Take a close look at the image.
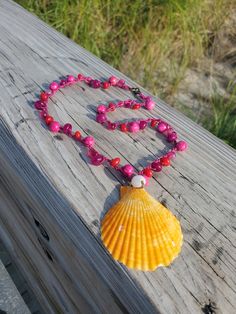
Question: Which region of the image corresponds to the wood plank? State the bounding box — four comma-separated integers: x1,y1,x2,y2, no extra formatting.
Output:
0,0,236,313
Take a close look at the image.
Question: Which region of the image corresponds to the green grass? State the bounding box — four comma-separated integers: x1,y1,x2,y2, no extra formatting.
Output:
203,83,236,149
16,0,236,148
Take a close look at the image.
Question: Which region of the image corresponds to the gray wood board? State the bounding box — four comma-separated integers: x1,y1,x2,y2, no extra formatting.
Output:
0,0,236,313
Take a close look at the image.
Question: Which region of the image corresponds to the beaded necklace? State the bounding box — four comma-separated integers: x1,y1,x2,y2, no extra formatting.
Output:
34,73,187,271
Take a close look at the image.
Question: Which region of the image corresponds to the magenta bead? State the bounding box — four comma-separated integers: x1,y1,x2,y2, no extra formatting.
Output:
96,113,107,124
50,82,59,91
122,164,134,177
97,105,107,114
145,99,155,110
157,122,167,133
91,79,101,88
49,121,60,133
77,74,84,81
108,122,117,130
151,161,162,172
91,154,105,165
167,132,177,142
129,122,140,133
34,101,46,110
166,151,176,159
60,79,66,87
109,76,118,85
63,123,72,135
67,75,75,83
139,121,147,130
176,141,188,151
84,136,95,147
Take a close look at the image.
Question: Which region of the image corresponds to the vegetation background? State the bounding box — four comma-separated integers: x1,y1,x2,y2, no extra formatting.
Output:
17,0,236,148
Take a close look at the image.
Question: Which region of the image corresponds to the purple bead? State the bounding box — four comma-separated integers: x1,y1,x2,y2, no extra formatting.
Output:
108,122,117,130
122,164,134,177
91,154,105,166
151,161,162,172
34,101,46,110
139,121,147,130
63,123,72,135
167,132,177,142
157,122,167,133
176,141,188,151
96,113,107,124
91,79,101,88
60,79,66,87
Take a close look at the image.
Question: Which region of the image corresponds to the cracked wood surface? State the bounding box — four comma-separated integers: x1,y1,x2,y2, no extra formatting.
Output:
0,0,236,313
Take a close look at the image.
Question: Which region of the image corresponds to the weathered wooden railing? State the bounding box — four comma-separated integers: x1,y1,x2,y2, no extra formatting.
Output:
0,1,236,313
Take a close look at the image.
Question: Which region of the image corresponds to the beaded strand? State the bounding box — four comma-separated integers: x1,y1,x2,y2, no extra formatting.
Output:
34,74,187,185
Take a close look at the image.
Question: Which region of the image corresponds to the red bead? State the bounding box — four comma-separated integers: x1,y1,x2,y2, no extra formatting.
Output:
160,157,170,166
143,168,153,177
45,115,53,125
120,123,128,132
132,104,141,110
108,103,116,111
74,131,81,140
151,119,158,128
110,157,120,167
103,82,110,89
40,92,48,102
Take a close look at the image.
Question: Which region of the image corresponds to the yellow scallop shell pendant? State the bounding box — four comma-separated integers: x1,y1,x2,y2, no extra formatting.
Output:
101,185,183,271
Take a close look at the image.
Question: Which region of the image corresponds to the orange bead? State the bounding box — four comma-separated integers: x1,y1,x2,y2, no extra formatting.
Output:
132,104,141,110
45,115,53,125
143,168,153,177
74,131,81,140
120,123,128,132
110,158,120,167
40,92,48,102
151,119,158,128
160,157,170,166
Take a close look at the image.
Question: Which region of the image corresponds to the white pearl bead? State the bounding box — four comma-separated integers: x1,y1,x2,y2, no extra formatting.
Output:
131,175,146,188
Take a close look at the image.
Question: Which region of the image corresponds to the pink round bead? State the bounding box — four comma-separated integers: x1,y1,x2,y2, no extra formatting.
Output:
176,141,188,151
49,82,59,91
167,132,177,142
109,76,118,85
96,113,107,124
67,75,75,83
97,105,107,114
84,136,95,147
129,122,140,133
157,122,167,133
145,99,155,110
122,164,134,177
166,151,176,159
49,121,60,133
151,161,162,172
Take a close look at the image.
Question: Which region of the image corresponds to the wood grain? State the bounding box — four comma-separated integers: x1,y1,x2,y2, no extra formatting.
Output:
0,0,236,313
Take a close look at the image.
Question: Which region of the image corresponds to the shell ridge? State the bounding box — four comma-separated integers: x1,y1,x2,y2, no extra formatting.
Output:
102,200,130,248
123,199,136,268
113,199,134,261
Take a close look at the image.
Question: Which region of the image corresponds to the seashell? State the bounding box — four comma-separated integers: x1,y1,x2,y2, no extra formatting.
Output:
101,186,183,271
